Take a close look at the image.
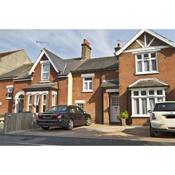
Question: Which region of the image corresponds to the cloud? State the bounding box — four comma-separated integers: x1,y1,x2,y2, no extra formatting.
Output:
0,29,174,62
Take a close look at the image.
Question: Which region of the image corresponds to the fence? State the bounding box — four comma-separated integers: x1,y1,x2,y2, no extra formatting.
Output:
3,113,39,133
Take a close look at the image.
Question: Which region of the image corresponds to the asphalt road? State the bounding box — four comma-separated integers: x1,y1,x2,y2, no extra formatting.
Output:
0,133,175,146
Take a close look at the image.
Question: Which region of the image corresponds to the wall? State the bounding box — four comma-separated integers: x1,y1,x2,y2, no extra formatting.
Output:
119,48,175,125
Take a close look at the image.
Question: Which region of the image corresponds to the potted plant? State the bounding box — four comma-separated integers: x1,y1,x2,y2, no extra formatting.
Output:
119,110,129,126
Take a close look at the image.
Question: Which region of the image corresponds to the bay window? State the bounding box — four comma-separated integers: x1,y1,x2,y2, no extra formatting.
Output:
42,94,47,112
131,88,166,116
35,94,40,113
28,95,33,112
136,52,158,74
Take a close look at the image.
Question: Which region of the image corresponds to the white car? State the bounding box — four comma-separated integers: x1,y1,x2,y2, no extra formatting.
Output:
149,101,175,137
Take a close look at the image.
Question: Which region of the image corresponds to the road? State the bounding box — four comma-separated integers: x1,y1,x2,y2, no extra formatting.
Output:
0,133,175,146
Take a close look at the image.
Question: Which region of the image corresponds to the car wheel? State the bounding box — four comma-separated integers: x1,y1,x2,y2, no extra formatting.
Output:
85,117,92,126
67,119,74,130
42,126,49,130
150,124,158,137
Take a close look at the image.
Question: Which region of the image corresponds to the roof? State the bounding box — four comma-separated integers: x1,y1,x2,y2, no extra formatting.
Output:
101,80,119,88
0,49,24,59
73,56,118,73
23,82,58,91
115,29,175,56
129,78,168,89
0,63,33,80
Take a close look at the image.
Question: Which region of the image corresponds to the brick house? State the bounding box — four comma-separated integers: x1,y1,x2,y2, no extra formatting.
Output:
0,40,118,125
116,29,175,125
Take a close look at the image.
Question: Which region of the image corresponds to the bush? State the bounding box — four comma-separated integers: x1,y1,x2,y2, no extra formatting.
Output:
119,110,129,120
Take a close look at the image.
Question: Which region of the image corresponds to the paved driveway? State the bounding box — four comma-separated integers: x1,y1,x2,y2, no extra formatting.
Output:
6,124,175,145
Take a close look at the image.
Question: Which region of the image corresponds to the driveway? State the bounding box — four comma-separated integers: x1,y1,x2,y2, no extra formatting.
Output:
5,124,175,145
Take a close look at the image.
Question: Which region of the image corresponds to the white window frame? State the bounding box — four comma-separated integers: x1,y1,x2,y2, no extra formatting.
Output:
28,95,33,112
6,85,13,99
34,94,40,113
135,52,159,75
41,61,50,81
81,74,94,92
131,88,166,117
51,91,57,106
42,94,47,112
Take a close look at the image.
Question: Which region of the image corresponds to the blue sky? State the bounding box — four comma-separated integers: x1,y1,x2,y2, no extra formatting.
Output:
0,29,175,62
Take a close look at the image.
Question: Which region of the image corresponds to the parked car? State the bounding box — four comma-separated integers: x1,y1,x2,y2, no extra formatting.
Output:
37,105,92,130
149,101,175,137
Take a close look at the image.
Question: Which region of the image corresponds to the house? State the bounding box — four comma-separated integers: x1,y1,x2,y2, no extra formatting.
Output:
0,49,31,75
116,29,175,125
0,39,118,125
72,40,118,124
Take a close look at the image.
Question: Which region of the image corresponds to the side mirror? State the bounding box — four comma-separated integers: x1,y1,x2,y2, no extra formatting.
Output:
148,110,152,113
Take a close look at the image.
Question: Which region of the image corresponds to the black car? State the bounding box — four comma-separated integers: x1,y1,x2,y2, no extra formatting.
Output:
37,105,92,130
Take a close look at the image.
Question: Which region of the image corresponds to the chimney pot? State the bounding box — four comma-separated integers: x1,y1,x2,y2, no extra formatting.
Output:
114,43,121,52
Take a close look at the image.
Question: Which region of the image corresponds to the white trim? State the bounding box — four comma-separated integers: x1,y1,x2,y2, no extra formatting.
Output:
81,73,95,78
26,91,48,95
67,73,73,105
115,29,175,56
29,49,59,75
52,91,57,95
129,78,168,88
6,85,13,88
75,100,85,104
124,45,171,54
106,89,119,93
40,60,49,64
14,91,25,113
136,40,144,48
147,37,155,47
144,33,147,47
27,95,33,112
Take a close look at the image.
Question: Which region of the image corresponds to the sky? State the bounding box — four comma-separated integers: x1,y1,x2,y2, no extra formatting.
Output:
0,29,175,62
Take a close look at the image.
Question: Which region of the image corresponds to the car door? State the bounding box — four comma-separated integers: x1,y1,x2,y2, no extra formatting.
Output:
75,106,85,125
69,106,79,126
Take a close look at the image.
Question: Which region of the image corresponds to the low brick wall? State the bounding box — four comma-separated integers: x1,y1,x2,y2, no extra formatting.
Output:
3,113,39,133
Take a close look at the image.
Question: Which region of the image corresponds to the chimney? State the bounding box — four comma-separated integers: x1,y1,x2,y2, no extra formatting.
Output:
81,39,91,60
114,43,121,53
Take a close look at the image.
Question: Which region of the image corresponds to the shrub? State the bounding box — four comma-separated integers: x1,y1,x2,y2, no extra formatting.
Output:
119,110,129,120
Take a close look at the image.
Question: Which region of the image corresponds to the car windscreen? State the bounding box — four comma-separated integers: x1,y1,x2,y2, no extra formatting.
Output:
46,106,68,113
154,103,175,111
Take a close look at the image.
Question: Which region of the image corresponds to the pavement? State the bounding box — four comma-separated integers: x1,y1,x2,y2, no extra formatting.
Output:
0,124,175,145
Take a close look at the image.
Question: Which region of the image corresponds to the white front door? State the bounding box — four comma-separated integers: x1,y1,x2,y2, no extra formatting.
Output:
110,94,120,123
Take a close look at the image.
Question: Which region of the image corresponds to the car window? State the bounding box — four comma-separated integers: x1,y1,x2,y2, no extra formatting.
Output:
69,106,76,113
47,106,68,113
154,103,175,112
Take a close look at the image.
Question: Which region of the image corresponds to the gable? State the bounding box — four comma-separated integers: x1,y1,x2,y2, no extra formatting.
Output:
116,30,175,56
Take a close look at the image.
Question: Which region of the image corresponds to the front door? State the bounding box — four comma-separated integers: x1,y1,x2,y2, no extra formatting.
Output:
110,94,120,123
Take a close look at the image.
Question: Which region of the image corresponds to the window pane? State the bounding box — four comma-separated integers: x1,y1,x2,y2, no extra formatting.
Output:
157,97,164,102
142,98,147,114
137,61,142,72
144,60,150,71
133,91,139,96
157,90,163,95
137,55,142,60
84,77,92,81
141,91,146,96
144,53,149,58
89,81,92,90
43,73,49,80
29,106,32,112
85,82,88,90
43,63,50,72
149,90,154,95
149,98,155,110
134,99,140,114
151,53,156,58
151,60,157,71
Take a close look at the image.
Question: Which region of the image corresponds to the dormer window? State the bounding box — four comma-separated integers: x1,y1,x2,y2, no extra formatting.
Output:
136,52,158,74
41,61,50,81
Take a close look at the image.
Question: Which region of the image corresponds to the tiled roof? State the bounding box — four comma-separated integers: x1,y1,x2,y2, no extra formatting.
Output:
0,63,33,80
101,80,119,88
129,78,168,89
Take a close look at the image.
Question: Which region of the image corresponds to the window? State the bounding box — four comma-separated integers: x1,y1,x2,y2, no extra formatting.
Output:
83,77,93,92
35,94,40,113
42,94,47,112
136,52,158,74
76,103,84,110
28,95,33,112
51,92,57,106
41,62,50,81
6,86,13,99
132,88,165,116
